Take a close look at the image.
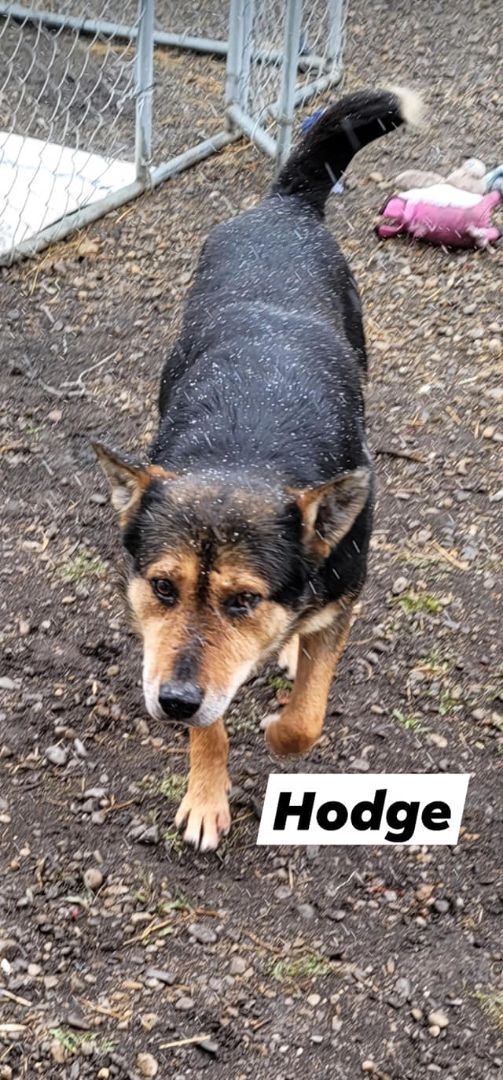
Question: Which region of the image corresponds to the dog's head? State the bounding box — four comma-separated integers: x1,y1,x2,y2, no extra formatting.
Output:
94,444,369,727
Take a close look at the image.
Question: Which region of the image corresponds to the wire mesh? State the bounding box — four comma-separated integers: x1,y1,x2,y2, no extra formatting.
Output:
0,1,141,258
238,0,347,149
0,1,347,264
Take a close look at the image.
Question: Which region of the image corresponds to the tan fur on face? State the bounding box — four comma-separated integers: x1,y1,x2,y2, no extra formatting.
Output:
128,550,199,688
128,548,294,717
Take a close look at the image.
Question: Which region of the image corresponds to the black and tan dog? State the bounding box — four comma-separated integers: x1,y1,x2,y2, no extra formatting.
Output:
95,88,420,850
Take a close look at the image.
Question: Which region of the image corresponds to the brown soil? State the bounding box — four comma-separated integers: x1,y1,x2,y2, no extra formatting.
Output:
1,1,502,1078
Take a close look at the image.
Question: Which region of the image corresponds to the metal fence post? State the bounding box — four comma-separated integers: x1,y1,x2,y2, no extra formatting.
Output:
326,0,345,69
135,0,155,184
239,0,255,110
275,0,303,169
225,0,244,116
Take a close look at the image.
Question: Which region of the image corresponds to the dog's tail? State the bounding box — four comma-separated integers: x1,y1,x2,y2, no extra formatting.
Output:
272,87,422,214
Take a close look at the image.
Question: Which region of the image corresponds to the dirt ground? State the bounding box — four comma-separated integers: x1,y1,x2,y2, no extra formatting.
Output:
1,1,502,1078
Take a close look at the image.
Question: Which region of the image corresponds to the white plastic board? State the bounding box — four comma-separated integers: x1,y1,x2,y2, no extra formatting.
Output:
0,131,136,257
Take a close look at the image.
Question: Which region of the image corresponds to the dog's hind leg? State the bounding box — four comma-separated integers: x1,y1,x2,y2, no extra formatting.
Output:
175,720,231,851
264,608,353,757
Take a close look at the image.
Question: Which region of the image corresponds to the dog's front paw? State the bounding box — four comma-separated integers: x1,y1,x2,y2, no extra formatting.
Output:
263,709,320,756
174,786,231,852
278,635,299,679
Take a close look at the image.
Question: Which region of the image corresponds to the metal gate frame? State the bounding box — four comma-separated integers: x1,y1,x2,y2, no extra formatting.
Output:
0,0,346,263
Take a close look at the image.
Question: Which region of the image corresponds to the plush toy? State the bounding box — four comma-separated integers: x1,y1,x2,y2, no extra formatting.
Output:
377,189,501,248
394,158,487,195
484,165,503,195
378,156,502,248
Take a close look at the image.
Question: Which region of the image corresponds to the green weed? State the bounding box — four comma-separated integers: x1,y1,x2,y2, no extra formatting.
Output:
416,652,453,677
163,828,185,857
49,1028,115,1055
471,990,503,1031
271,953,333,982
267,675,294,692
61,552,107,582
395,593,442,615
392,709,428,733
140,773,186,801
438,690,462,716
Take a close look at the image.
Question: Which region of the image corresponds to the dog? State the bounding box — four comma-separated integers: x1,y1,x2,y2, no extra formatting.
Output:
94,87,421,851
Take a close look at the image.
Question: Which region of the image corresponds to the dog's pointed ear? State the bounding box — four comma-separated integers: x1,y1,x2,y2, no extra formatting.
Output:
289,467,371,559
92,442,175,518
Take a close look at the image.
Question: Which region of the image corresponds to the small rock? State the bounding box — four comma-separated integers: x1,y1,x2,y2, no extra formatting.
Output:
83,787,107,800
189,923,217,944
434,899,450,914
362,1061,376,1073
136,1053,159,1078
140,1012,159,1032
145,967,176,985
416,884,433,902
74,738,87,758
229,955,247,975
428,1010,449,1029
307,993,321,1006
428,733,448,749
50,1040,66,1064
429,1024,441,1038
391,576,409,595
198,1039,219,1056
45,744,68,767
138,825,159,845
297,903,316,920
67,1011,90,1031
174,995,194,1011
387,976,411,1009
83,867,104,892
350,758,370,772
411,1007,423,1021
0,677,19,691
274,885,291,900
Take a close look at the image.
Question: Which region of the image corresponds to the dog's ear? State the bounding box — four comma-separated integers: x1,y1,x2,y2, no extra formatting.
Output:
92,442,175,518
289,467,371,559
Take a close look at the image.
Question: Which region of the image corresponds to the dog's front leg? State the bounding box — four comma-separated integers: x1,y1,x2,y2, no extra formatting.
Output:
175,720,231,851
264,610,352,756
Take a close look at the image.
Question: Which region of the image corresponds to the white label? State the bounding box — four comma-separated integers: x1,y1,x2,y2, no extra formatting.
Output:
257,774,470,846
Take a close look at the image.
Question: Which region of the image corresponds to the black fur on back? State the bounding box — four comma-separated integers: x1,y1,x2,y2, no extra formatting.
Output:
136,90,411,608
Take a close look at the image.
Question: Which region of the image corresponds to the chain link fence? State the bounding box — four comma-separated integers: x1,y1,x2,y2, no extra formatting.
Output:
0,1,347,264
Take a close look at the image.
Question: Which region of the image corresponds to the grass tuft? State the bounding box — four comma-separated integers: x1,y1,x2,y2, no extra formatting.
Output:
163,828,185,857
49,1028,115,1054
140,774,186,801
61,552,107,582
271,953,333,982
395,592,442,615
471,990,503,1030
392,709,428,733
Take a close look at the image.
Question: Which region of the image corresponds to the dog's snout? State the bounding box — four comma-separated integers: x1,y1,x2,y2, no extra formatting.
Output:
158,681,203,721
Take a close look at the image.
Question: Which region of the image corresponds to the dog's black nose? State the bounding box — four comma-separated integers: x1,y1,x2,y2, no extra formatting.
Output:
158,681,203,720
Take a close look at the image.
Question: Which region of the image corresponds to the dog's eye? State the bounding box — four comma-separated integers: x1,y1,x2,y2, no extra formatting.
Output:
225,592,262,616
151,578,178,606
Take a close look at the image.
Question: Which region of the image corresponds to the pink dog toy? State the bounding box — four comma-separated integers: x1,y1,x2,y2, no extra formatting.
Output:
377,189,501,248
